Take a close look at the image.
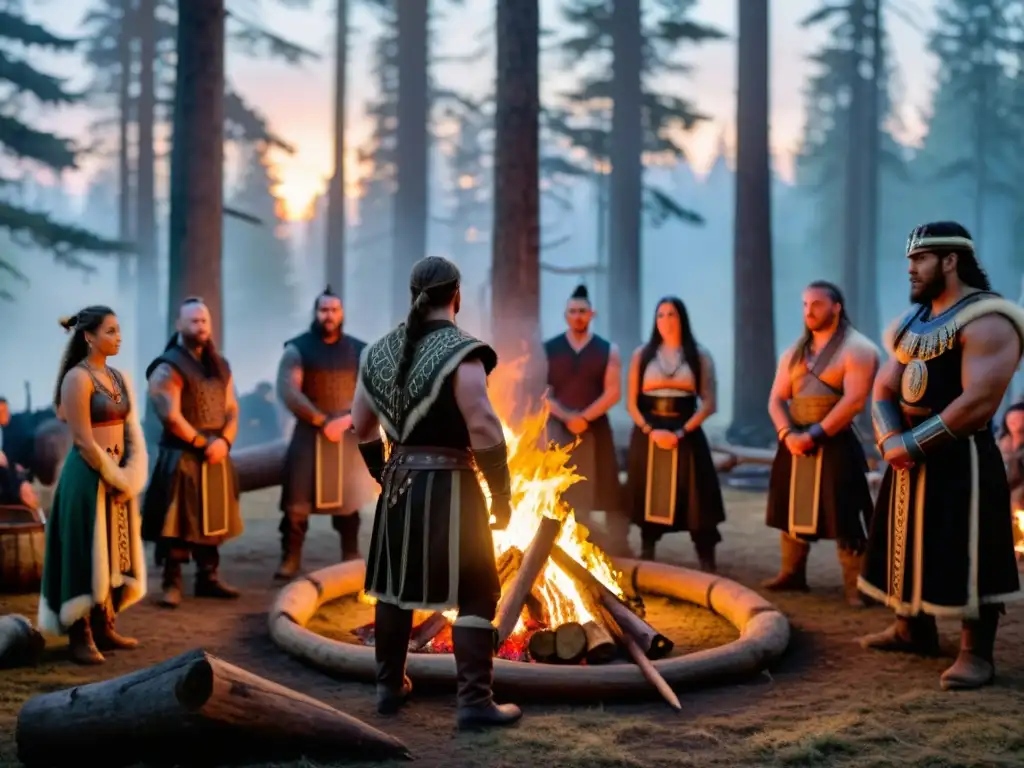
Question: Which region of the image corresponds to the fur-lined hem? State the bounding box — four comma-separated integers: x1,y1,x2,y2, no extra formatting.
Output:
857,576,1024,619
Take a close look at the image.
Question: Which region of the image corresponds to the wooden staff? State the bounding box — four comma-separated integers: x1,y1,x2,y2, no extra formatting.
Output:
597,605,681,711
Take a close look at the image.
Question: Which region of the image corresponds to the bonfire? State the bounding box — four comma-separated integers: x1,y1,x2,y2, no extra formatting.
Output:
353,389,674,673
1015,511,1024,560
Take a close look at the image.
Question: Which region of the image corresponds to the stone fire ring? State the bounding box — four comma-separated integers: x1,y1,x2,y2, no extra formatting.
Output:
268,558,791,700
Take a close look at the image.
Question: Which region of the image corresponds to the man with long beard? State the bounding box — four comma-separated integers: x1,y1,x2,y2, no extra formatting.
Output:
143,298,244,607
543,284,625,552
859,221,1024,690
764,281,879,606
273,287,375,579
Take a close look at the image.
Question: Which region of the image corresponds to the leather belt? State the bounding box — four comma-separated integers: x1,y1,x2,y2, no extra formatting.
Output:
382,446,474,508
647,396,685,418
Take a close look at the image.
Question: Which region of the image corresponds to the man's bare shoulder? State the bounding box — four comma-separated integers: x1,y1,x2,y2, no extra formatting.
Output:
148,362,182,387
843,329,881,361
961,312,1020,349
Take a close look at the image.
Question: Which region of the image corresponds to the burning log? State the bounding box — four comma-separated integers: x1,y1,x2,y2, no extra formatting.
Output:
495,516,563,644
527,629,557,663
409,612,449,651
550,545,673,659
15,648,411,765
554,622,588,664
582,619,616,665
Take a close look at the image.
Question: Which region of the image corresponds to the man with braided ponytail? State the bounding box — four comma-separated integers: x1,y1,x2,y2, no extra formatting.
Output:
142,298,244,607
859,221,1024,690
352,256,522,728
273,286,375,578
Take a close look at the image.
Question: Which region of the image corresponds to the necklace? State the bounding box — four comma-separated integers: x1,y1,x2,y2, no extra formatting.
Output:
656,347,682,377
83,362,123,404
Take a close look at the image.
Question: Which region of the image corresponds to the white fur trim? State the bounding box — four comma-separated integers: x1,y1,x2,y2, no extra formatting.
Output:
953,297,1024,350
119,371,150,496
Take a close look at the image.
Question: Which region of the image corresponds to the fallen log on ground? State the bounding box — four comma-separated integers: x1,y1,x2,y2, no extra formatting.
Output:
495,516,562,644
550,545,673,660
232,439,288,493
598,605,682,711
0,615,44,668
15,648,410,766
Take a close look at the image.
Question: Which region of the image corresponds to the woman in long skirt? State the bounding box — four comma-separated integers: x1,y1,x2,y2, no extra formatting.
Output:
625,297,726,571
38,306,149,664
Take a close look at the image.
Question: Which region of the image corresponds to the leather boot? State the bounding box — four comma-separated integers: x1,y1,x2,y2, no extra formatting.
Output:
859,614,940,655
762,533,811,592
91,598,138,651
194,546,241,599
334,513,362,562
374,601,414,714
159,559,183,608
68,617,104,665
940,604,1000,690
836,545,868,607
274,513,308,581
452,622,522,729
693,532,718,574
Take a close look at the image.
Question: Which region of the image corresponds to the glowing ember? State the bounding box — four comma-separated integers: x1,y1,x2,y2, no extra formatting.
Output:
357,403,626,659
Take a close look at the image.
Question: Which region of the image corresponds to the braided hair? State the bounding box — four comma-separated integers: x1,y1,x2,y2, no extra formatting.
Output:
53,305,116,407
395,257,461,389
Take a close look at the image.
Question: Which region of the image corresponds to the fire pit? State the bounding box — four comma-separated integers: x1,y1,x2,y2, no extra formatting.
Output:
268,408,789,701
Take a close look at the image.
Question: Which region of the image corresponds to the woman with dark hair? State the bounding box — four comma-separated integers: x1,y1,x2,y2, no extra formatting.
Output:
38,306,148,664
625,297,725,569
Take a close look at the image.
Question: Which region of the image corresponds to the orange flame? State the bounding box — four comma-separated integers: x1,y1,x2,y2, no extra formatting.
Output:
1014,510,1024,558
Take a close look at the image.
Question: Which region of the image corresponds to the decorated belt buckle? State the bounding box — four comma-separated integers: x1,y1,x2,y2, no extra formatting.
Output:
900,359,928,404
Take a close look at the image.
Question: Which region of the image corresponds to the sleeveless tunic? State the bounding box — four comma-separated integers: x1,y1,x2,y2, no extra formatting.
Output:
860,292,1022,617
625,351,725,538
360,320,500,613
279,330,375,516
141,344,243,555
543,333,621,517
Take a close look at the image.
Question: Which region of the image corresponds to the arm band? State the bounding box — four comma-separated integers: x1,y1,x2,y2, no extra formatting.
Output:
872,400,904,446
473,441,512,500
902,415,956,461
358,439,386,483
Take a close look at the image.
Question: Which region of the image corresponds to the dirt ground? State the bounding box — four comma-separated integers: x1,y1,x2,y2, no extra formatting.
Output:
3,486,1024,768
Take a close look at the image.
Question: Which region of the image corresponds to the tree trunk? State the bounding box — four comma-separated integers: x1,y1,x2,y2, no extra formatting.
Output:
859,0,882,343
841,0,867,325
608,0,644,356
166,0,226,341
727,0,776,445
325,0,348,294
116,0,136,295
135,0,159,366
391,0,429,323
491,0,541,382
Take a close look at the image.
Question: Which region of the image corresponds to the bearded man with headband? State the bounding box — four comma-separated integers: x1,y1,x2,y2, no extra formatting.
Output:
273,286,376,579
858,221,1024,690
143,297,244,607
351,256,522,729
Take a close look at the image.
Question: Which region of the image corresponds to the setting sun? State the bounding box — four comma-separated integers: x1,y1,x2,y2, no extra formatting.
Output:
273,170,324,222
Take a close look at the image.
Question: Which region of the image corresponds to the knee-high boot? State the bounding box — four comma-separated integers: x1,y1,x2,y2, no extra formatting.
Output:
762,532,811,592
692,530,720,574
274,510,309,581
333,512,362,562
452,618,522,729
836,543,868,608
68,616,104,665
194,546,240,599
374,601,414,714
91,597,138,650
940,604,1001,690
858,613,940,656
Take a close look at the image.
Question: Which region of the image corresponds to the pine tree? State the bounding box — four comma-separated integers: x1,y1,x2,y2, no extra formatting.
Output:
915,0,1018,290
0,9,129,297
223,144,297,380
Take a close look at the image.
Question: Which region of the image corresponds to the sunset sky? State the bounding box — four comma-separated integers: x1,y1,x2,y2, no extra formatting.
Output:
33,0,939,220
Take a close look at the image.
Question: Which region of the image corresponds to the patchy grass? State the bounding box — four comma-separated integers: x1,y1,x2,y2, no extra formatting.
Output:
2,488,1024,767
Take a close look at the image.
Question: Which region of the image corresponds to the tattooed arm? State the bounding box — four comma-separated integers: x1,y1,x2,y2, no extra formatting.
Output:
222,374,239,446
276,344,327,427
148,362,205,447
